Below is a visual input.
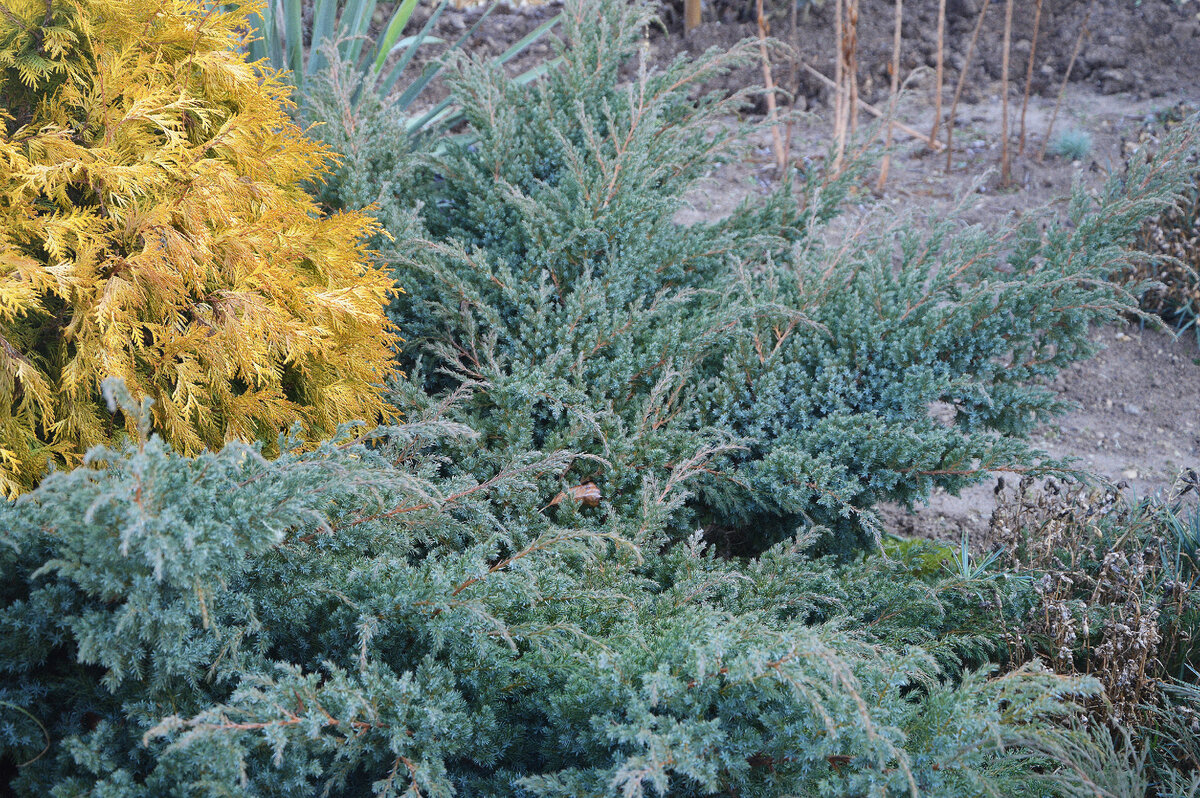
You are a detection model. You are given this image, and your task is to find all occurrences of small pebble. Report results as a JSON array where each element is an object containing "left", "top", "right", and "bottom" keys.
[
  {"left": 1123, "top": 403, "right": 1141, "bottom": 415},
  {"left": 1122, "top": 469, "right": 1139, "bottom": 480}
]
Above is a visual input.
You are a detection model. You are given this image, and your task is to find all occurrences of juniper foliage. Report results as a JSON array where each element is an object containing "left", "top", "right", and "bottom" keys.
[
  {"left": 356, "top": 0, "right": 1199, "bottom": 553},
  {"left": 1, "top": 382, "right": 1105, "bottom": 796}
]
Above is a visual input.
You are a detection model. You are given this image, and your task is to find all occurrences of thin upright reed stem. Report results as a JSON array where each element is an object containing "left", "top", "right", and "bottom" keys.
[
  {"left": 929, "top": 0, "right": 946, "bottom": 148},
  {"left": 1039, "top": 0, "right": 1095, "bottom": 162},
  {"left": 999, "top": 0, "right": 1014, "bottom": 186},
  {"left": 1018, "top": 0, "right": 1044, "bottom": 155},
  {"left": 756, "top": 0, "right": 788, "bottom": 171},
  {"left": 877, "top": 0, "right": 904, "bottom": 190},
  {"left": 944, "top": 0, "right": 991, "bottom": 171}
]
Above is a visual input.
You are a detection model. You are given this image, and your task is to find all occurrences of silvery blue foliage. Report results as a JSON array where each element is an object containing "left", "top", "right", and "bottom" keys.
[
  {"left": 0, "top": 386, "right": 1100, "bottom": 795},
  {"left": 374, "top": 0, "right": 1197, "bottom": 554}
]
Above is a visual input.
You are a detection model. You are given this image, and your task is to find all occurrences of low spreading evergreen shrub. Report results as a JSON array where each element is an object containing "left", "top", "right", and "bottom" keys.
[
  {"left": 0, "top": 0, "right": 399, "bottom": 495},
  {"left": 323, "top": 0, "right": 1200, "bottom": 553},
  {"left": 0, "top": 383, "right": 1111, "bottom": 796},
  {"left": 4, "top": 0, "right": 1198, "bottom": 793}
]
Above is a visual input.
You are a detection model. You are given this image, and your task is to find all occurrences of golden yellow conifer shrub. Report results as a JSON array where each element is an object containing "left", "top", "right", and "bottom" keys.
[{"left": 0, "top": 0, "right": 400, "bottom": 495}]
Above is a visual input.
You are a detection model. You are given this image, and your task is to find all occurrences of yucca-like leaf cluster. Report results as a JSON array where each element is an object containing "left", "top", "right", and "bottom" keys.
[
  {"left": 0, "top": 0, "right": 399, "bottom": 495},
  {"left": 369, "top": 0, "right": 1197, "bottom": 554},
  {"left": 237, "top": 0, "right": 559, "bottom": 136}
]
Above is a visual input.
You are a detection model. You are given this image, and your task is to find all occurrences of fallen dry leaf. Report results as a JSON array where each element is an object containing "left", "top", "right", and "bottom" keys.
[{"left": 547, "top": 482, "right": 602, "bottom": 508}]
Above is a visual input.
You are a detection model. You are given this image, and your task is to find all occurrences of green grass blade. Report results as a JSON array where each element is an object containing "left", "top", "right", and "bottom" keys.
[
  {"left": 283, "top": 0, "right": 304, "bottom": 79},
  {"left": 494, "top": 12, "right": 560, "bottom": 66},
  {"left": 512, "top": 56, "right": 560, "bottom": 86},
  {"left": 389, "top": 4, "right": 493, "bottom": 111},
  {"left": 403, "top": 55, "right": 555, "bottom": 138},
  {"left": 405, "top": 95, "right": 458, "bottom": 136},
  {"left": 265, "top": 1, "right": 283, "bottom": 73},
  {"left": 245, "top": 7, "right": 269, "bottom": 65},
  {"left": 341, "top": 0, "right": 377, "bottom": 72},
  {"left": 378, "top": 0, "right": 448, "bottom": 99},
  {"left": 371, "top": 0, "right": 421, "bottom": 75},
  {"left": 307, "top": 0, "right": 339, "bottom": 76}
]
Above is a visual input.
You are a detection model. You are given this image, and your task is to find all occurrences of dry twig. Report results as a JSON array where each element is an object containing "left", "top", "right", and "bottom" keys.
[
  {"left": 756, "top": 0, "right": 789, "bottom": 171},
  {"left": 999, "top": 0, "right": 1014, "bottom": 186},
  {"left": 845, "top": 0, "right": 860, "bottom": 140},
  {"left": 833, "top": 0, "right": 847, "bottom": 170},
  {"left": 802, "top": 62, "right": 939, "bottom": 148},
  {"left": 944, "top": 0, "right": 991, "bottom": 171},
  {"left": 877, "top": 0, "right": 904, "bottom": 190},
  {"left": 1018, "top": 0, "right": 1044, "bottom": 155},
  {"left": 929, "top": 0, "right": 947, "bottom": 148},
  {"left": 1039, "top": 0, "right": 1095, "bottom": 162}
]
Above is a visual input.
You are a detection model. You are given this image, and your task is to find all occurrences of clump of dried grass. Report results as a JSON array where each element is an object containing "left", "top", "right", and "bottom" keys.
[{"left": 990, "top": 473, "right": 1199, "bottom": 726}]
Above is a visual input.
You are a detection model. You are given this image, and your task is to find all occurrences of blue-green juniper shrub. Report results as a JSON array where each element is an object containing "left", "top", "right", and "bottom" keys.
[
  {"left": 0, "top": 383, "right": 1107, "bottom": 796},
  {"left": 350, "top": 0, "right": 1199, "bottom": 555}
]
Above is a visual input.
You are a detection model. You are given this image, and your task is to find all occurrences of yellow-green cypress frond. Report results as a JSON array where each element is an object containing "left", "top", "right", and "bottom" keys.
[{"left": 0, "top": 1, "right": 400, "bottom": 495}]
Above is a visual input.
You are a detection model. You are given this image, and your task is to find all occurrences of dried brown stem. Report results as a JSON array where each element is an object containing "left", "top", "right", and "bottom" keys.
[
  {"left": 877, "top": 0, "right": 904, "bottom": 190},
  {"left": 833, "top": 0, "right": 847, "bottom": 171},
  {"left": 1038, "top": 1, "right": 1094, "bottom": 162},
  {"left": 684, "top": 0, "right": 701, "bottom": 33},
  {"left": 1018, "top": 0, "right": 1044, "bottom": 155},
  {"left": 801, "top": 62, "right": 939, "bottom": 148},
  {"left": 999, "top": 0, "right": 1014, "bottom": 186},
  {"left": 846, "top": 0, "right": 860, "bottom": 140},
  {"left": 944, "top": 0, "right": 991, "bottom": 171},
  {"left": 756, "top": 0, "right": 788, "bottom": 171},
  {"left": 929, "top": 0, "right": 946, "bottom": 148}
]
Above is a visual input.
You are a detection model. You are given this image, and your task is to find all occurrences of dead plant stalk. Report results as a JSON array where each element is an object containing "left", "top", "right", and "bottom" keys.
[
  {"left": 1018, "top": 0, "right": 1043, "bottom": 155},
  {"left": 802, "top": 63, "right": 939, "bottom": 147},
  {"left": 684, "top": 0, "right": 701, "bottom": 33},
  {"left": 877, "top": 0, "right": 903, "bottom": 190},
  {"left": 930, "top": 0, "right": 946, "bottom": 148},
  {"left": 944, "top": 0, "right": 991, "bottom": 171},
  {"left": 756, "top": 0, "right": 789, "bottom": 172},
  {"left": 1039, "top": 0, "right": 1095, "bottom": 162},
  {"left": 833, "top": 0, "right": 847, "bottom": 170},
  {"left": 846, "top": 0, "right": 860, "bottom": 140},
  {"left": 999, "top": 0, "right": 1014, "bottom": 186}
]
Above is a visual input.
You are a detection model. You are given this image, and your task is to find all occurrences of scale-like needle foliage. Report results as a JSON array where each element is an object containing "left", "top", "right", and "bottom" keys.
[
  {"left": 0, "top": 0, "right": 400, "bottom": 495},
  {"left": 0, "top": 382, "right": 1104, "bottom": 796},
  {"left": 375, "top": 0, "right": 1198, "bottom": 554}
]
